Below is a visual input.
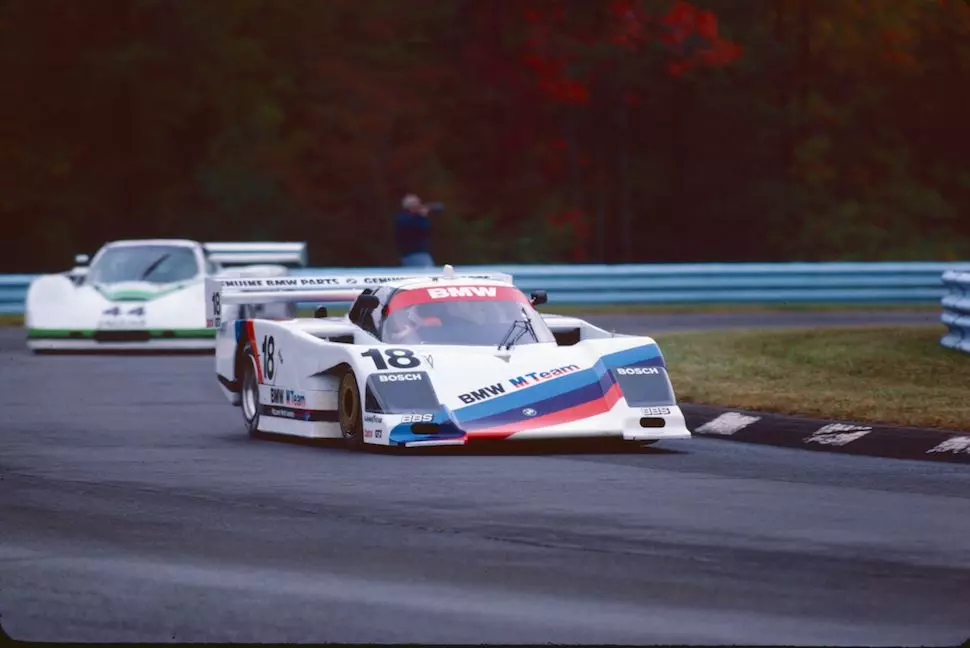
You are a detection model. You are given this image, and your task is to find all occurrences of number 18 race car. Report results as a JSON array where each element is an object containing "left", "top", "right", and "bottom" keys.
[
  {"left": 207, "top": 265, "right": 692, "bottom": 449},
  {"left": 26, "top": 238, "right": 307, "bottom": 352}
]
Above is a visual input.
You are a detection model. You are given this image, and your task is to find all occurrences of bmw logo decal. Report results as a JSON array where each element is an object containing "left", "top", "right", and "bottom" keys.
[{"left": 522, "top": 408, "right": 537, "bottom": 417}]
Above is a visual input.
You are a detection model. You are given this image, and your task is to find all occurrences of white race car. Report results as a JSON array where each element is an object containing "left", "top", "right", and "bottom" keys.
[
  {"left": 26, "top": 238, "right": 307, "bottom": 352},
  {"left": 207, "top": 265, "right": 692, "bottom": 449}
]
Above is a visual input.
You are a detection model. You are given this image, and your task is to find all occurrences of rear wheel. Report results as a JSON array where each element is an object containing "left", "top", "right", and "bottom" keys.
[
  {"left": 338, "top": 370, "right": 364, "bottom": 450},
  {"left": 240, "top": 342, "right": 261, "bottom": 437}
]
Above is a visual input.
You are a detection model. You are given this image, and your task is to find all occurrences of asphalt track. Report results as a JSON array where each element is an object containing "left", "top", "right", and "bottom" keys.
[{"left": 2, "top": 310, "right": 969, "bottom": 645}]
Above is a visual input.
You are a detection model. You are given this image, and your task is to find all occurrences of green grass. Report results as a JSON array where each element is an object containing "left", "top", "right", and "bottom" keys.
[
  {"left": 0, "top": 314, "right": 23, "bottom": 326},
  {"left": 654, "top": 325, "right": 970, "bottom": 432}
]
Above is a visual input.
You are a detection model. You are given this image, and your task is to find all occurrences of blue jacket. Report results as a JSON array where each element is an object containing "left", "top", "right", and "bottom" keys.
[{"left": 394, "top": 210, "right": 430, "bottom": 256}]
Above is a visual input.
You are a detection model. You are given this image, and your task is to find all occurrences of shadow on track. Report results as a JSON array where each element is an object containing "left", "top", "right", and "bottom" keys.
[{"left": 244, "top": 431, "right": 684, "bottom": 458}]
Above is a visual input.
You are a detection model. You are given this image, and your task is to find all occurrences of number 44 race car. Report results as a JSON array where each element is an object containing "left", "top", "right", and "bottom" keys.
[
  {"left": 26, "top": 238, "right": 307, "bottom": 352},
  {"left": 207, "top": 265, "right": 692, "bottom": 449}
]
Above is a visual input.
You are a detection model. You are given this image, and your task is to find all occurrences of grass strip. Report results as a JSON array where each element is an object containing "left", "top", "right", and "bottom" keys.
[{"left": 654, "top": 325, "right": 970, "bottom": 432}]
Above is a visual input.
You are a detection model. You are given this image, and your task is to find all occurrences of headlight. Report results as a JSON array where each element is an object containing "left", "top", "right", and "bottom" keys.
[{"left": 364, "top": 371, "right": 441, "bottom": 414}]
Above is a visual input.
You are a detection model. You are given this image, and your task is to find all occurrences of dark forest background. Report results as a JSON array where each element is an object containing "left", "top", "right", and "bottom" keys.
[{"left": 2, "top": 0, "right": 969, "bottom": 272}]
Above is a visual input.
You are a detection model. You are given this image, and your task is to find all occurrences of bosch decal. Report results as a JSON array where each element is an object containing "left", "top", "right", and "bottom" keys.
[
  {"left": 617, "top": 367, "right": 660, "bottom": 376},
  {"left": 378, "top": 373, "right": 423, "bottom": 383}
]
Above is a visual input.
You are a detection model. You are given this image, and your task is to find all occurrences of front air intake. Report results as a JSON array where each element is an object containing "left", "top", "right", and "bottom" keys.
[
  {"left": 93, "top": 330, "right": 150, "bottom": 343},
  {"left": 411, "top": 423, "right": 440, "bottom": 435},
  {"left": 639, "top": 417, "right": 666, "bottom": 428}
]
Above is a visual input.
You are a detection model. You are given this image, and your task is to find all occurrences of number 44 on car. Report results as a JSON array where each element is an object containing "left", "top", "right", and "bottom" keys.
[{"left": 206, "top": 265, "right": 691, "bottom": 450}]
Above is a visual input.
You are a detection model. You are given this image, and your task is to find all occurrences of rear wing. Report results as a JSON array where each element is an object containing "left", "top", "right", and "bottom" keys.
[
  {"left": 204, "top": 265, "right": 514, "bottom": 327},
  {"left": 203, "top": 242, "right": 308, "bottom": 267}
]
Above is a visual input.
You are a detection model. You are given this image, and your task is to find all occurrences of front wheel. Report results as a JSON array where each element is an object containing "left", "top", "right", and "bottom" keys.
[
  {"left": 240, "top": 342, "right": 261, "bottom": 437},
  {"left": 338, "top": 370, "right": 364, "bottom": 450}
]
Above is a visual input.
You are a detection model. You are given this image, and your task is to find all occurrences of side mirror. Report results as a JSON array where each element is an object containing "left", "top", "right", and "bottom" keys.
[
  {"left": 356, "top": 294, "right": 380, "bottom": 310},
  {"left": 314, "top": 305, "right": 329, "bottom": 318},
  {"left": 75, "top": 254, "right": 90, "bottom": 265},
  {"left": 530, "top": 290, "right": 548, "bottom": 306}
]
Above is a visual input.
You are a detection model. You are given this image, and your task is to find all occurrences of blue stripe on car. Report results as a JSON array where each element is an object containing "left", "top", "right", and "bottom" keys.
[{"left": 452, "top": 343, "right": 664, "bottom": 424}]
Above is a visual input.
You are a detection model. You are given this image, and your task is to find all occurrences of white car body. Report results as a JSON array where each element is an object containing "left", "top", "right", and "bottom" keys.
[
  {"left": 207, "top": 265, "right": 692, "bottom": 449},
  {"left": 26, "top": 238, "right": 307, "bottom": 352}
]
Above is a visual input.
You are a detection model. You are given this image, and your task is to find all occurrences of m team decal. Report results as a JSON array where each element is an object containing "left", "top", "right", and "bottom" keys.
[
  {"left": 458, "top": 364, "right": 584, "bottom": 404},
  {"left": 269, "top": 387, "right": 306, "bottom": 407},
  {"left": 509, "top": 364, "right": 581, "bottom": 388}
]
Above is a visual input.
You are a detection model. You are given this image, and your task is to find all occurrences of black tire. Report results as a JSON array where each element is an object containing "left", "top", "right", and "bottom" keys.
[
  {"left": 239, "top": 342, "right": 261, "bottom": 438},
  {"left": 338, "top": 370, "right": 364, "bottom": 450}
]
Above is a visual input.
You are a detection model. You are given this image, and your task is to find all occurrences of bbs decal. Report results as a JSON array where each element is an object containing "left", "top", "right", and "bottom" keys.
[
  {"left": 401, "top": 413, "right": 433, "bottom": 423},
  {"left": 360, "top": 348, "right": 420, "bottom": 370},
  {"left": 641, "top": 406, "right": 671, "bottom": 416}
]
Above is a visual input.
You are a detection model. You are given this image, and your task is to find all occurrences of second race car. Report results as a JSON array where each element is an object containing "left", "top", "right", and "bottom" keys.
[{"left": 26, "top": 238, "right": 307, "bottom": 352}]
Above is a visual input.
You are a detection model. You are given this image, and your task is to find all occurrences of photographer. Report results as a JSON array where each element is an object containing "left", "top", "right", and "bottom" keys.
[{"left": 394, "top": 194, "right": 441, "bottom": 268}]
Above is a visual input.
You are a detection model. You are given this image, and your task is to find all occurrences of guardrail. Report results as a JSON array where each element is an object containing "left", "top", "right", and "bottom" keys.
[
  {"left": 5, "top": 261, "right": 970, "bottom": 315},
  {"left": 0, "top": 274, "right": 38, "bottom": 315},
  {"left": 941, "top": 270, "right": 970, "bottom": 353}
]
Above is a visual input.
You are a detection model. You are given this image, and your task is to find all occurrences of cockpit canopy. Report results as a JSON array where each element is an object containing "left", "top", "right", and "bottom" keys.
[
  {"left": 86, "top": 244, "right": 200, "bottom": 285},
  {"left": 350, "top": 283, "right": 555, "bottom": 347}
]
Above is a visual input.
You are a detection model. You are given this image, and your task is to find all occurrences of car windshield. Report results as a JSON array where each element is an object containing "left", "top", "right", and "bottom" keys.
[
  {"left": 86, "top": 245, "right": 200, "bottom": 284},
  {"left": 381, "top": 285, "right": 556, "bottom": 346}
]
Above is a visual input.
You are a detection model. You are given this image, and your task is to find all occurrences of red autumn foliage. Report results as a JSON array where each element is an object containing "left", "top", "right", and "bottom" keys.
[
  {"left": 658, "top": 0, "right": 743, "bottom": 74},
  {"left": 520, "top": 1, "right": 743, "bottom": 257}
]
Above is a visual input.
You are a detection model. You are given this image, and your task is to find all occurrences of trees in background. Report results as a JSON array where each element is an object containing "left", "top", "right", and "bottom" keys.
[{"left": 1, "top": 0, "right": 967, "bottom": 271}]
